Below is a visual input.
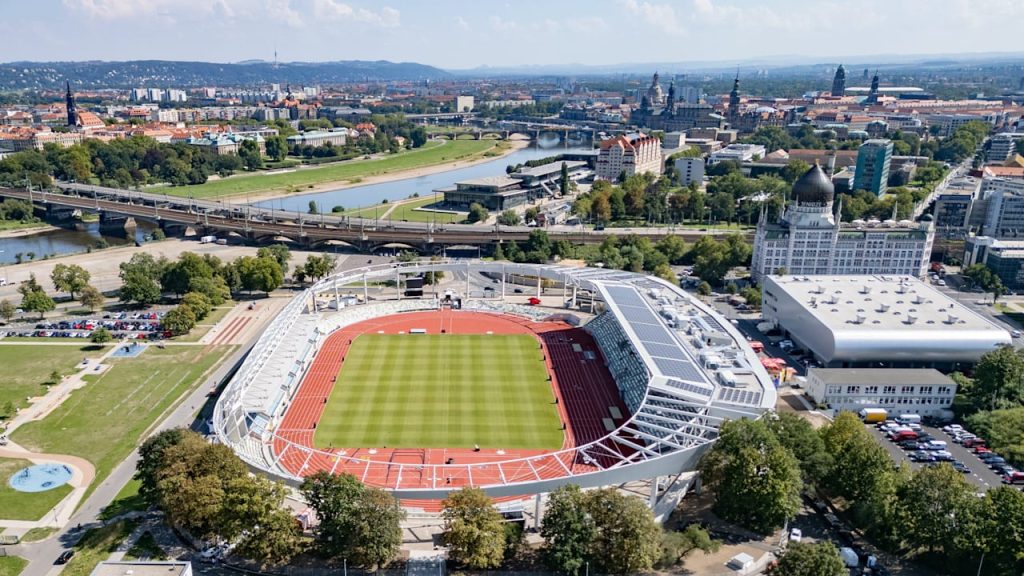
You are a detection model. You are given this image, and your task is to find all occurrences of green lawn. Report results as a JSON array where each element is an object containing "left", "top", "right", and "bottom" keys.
[
  {"left": 348, "top": 195, "right": 466, "bottom": 224},
  {"left": 168, "top": 140, "right": 496, "bottom": 199},
  {"left": 314, "top": 334, "right": 562, "bottom": 450},
  {"left": 99, "top": 478, "right": 146, "bottom": 521},
  {"left": 0, "top": 344, "right": 107, "bottom": 412},
  {"left": 20, "top": 526, "right": 58, "bottom": 542},
  {"left": 11, "top": 345, "right": 233, "bottom": 503},
  {"left": 124, "top": 531, "right": 167, "bottom": 561},
  {"left": 0, "top": 458, "right": 74, "bottom": 521},
  {"left": 61, "top": 519, "right": 138, "bottom": 576},
  {"left": 0, "top": 556, "right": 27, "bottom": 576}
]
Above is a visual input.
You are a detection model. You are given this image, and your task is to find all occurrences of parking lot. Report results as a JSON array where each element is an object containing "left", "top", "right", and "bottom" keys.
[
  {"left": 1, "top": 311, "right": 170, "bottom": 341},
  {"left": 867, "top": 423, "right": 1009, "bottom": 492}
]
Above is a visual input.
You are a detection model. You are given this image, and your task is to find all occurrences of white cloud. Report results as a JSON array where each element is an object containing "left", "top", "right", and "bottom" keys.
[
  {"left": 489, "top": 16, "right": 518, "bottom": 32},
  {"left": 313, "top": 0, "right": 400, "bottom": 27},
  {"left": 618, "top": 0, "right": 685, "bottom": 35},
  {"left": 566, "top": 16, "right": 607, "bottom": 32},
  {"left": 455, "top": 16, "right": 469, "bottom": 31}
]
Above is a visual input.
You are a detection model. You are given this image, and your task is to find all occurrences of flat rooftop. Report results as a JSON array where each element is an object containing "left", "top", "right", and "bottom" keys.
[
  {"left": 456, "top": 176, "right": 521, "bottom": 188},
  {"left": 809, "top": 368, "right": 955, "bottom": 386},
  {"left": 91, "top": 562, "right": 191, "bottom": 576},
  {"left": 513, "top": 160, "right": 587, "bottom": 178},
  {"left": 766, "top": 275, "right": 1005, "bottom": 334}
]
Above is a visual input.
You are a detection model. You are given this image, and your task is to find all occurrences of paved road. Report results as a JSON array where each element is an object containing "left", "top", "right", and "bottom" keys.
[
  {"left": 866, "top": 423, "right": 1007, "bottom": 492},
  {"left": 9, "top": 324, "right": 265, "bottom": 574}
]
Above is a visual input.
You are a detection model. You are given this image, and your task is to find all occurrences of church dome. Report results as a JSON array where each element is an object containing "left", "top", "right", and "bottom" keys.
[{"left": 791, "top": 164, "right": 834, "bottom": 205}]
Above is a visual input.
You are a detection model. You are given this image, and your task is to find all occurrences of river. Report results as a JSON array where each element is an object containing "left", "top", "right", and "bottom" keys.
[
  {"left": 254, "top": 139, "right": 590, "bottom": 212},
  {"left": 0, "top": 139, "right": 590, "bottom": 264}
]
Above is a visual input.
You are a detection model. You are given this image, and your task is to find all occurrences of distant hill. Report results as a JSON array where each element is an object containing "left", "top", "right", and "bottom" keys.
[{"left": 0, "top": 60, "right": 449, "bottom": 90}]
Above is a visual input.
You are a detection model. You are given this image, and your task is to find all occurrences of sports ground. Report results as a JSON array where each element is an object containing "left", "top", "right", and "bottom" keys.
[{"left": 312, "top": 334, "right": 562, "bottom": 450}]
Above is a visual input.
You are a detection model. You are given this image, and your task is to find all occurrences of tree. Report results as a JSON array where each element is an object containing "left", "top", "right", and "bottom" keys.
[
  {"left": 90, "top": 327, "right": 112, "bottom": 344},
  {"left": 220, "top": 475, "right": 301, "bottom": 565},
  {"left": 691, "top": 237, "right": 732, "bottom": 285},
  {"left": 308, "top": 200, "right": 319, "bottom": 214},
  {"left": 740, "top": 286, "right": 762, "bottom": 308},
  {"left": 583, "top": 488, "right": 662, "bottom": 574},
  {"left": 765, "top": 412, "right": 832, "bottom": 485},
  {"left": 467, "top": 202, "right": 489, "bottom": 224},
  {"left": 162, "top": 304, "right": 197, "bottom": 336},
  {"left": 697, "top": 281, "right": 712, "bottom": 296},
  {"left": 119, "top": 253, "right": 164, "bottom": 306},
  {"left": 236, "top": 256, "right": 284, "bottom": 294},
  {"left": 257, "top": 245, "right": 291, "bottom": 274},
  {"left": 654, "top": 263, "right": 677, "bottom": 284},
  {"left": 699, "top": 418, "right": 802, "bottom": 534},
  {"left": 79, "top": 285, "right": 105, "bottom": 311},
  {"left": 135, "top": 428, "right": 188, "bottom": 506},
  {"left": 781, "top": 159, "right": 812, "bottom": 184},
  {"left": 188, "top": 275, "right": 230, "bottom": 307},
  {"left": 656, "top": 235, "right": 687, "bottom": 263},
  {"left": 161, "top": 252, "right": 213, "bottom": 298},
  {"left": 821, "top": 412, "right": 896, "bottom": 503},
  {"left": 970, "top": 346, "right": 1024, "bottom": 411},
  {"left": 493, "top": 242, "right": 506, "bottom": 261},
  {"left": 441, "top": 487, "right": 506, "bottom": 569},
  {"left": 20, "top": 287, "right": 55, "bottom": 319},
  {"left": 50, "top": 263, "right": 90, "bottom": 299},
  {"left": 973, "top": 487, "right": 1024, "bottom": 575},
  {"left": 773, "top": 541, "right": 846, "bottom": 576},
  {"left": 497, "top": 210, "right": 521, "bottom": 226},
  {"left": 181, "top": 292, "right": 212, "bottom": 321},
  {"left": 0, "top": 299, "right": 15, "bottom": 323},
  {"left": 300, "top": 471, "right": 365, "bottom": 557},
  {"left": 302, "top": 254, "right": 335, "bottom": 282},
  {"left": 657, "top": 524, "right": 720, "bottom": 568},
  {"left": 265, "top": 135, "right": 288, "bottom": 162},
  {"left": 238, "top": 139, "right": 263, "bottom": 170},
  {"left": 349, "top": 487, "right": 405, "bottom": 569},
  {"left": 541, "top": 484, "right": 595, "bottom": 575},
  {"left": 898, "top": 464, "right": 977, "bottom": 555},
  {"left": 965, "top": 408, "right": 1024, "bottom": 472}
]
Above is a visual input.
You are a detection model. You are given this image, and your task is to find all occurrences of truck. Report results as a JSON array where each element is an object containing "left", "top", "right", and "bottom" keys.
[
  {"left": 859, "top": 408, "right": 888, "bottom": 423},
  {"left": 200, "top": 235, "right": 217, "bottom": 244}
]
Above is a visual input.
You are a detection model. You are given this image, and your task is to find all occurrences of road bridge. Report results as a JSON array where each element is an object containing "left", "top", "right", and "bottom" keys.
[{"left": 0, "top": 184, "right": 746, "bottom": 253}]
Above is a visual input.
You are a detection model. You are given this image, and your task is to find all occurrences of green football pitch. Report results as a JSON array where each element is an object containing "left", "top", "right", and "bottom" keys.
[{"left": 312, "top": 334, "right": 564, "bottom": 450}]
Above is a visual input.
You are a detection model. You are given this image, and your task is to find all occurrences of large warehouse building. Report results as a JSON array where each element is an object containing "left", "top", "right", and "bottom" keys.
[{"left": 762, "top": 275, "right": 1011, "bottom": 369}]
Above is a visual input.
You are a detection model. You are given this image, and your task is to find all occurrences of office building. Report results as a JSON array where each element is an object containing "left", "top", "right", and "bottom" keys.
[
  {"left": 661, "top": 132, "right": 686, "bottom": 149},
  {"left": 805, "top": 368, "right": 957, "bottom": 419},
  {"left": 286, "top": 129, "right": 348, "bottom": 148},
  {"left": 751, "top": 165, "right": 934, "bottom": 280},
  {"left": 455, "top": 95, "right": 475, "bottom": 112},
  {"left": 932, "top": 176, "right": 981, "bottom": 237},
  {"left": 762, "top": 275, "right": 1010, "bottom": 368},
  {"left": 854, "top": 139, "right": 893, "bottom": 196},
  {"left": 673, "top": 157, "right": 705, "bottom": 187},
  {"left": 989, "top": 133, "right": 1024, "bottom": 163},
  {"left": 982, "top": 177, "right": 1024, "bottom": 238},
  {"left": 595, "top": 133, "right": 662, "bottom": 181},
  {"left": 439, "top": 176, "right": 526, "bottom": 211},
  {"left": 963, "top": 236, "right": 1024, "bottom": 291}
]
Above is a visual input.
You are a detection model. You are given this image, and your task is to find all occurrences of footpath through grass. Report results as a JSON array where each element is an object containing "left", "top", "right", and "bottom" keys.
[
  {"left": 11, "top": 345, "right": 234, "bottom": 502},
  {"left": 0, "top": 344, "right": 107, "bottom": 412},
  {"left": 0, "top": 458, "right": 73, "bottom": 521},
  {"left": 315, "top": 334, "right": 562, "bottom": 450},
  {"left": 348, "top": 195, "right": 466, "bottom": 224},
  {"left": 169, "top": 140, "right": 496, "bottom": 199}
]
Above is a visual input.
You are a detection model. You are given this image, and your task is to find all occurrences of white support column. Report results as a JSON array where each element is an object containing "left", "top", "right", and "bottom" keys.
[
  {"left": 534, "top": 494, "right": 542, "bottom": 530},
  {"left": 465, "top": 261, "right": 470, "bottom": 298},
  {"left": 572, "top": 285, "right": 578, "bottom": 308},
  {"left": 396, "top": 268, "right": 401, "bottom": 301},
  {"left": 649, "top": 475, "right": 660, "bottom": 507},
  {"left": 363, "top": 273, "right": 368, "bottom": 304},
  {"left": 536, "top": 275, "right": 542, "bottom": 298},
  {"left": 501, "top": 266, "right": 506, "bottom": 300},
  {"left": 333, "top": 277, "right": 339, "bottom": 309}
]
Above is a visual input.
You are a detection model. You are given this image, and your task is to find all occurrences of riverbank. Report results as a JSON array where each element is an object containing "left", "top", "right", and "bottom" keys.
[
  {"left": 0, "top": 222, "right": 60, "bottom": 239},
  {"left": 164, "top": 138, "right": 527, "bottom": 204}
]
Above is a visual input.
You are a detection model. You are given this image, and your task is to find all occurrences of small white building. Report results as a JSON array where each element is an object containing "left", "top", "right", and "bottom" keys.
[
  {"left": 806, "top": 368, "right": 957, "bottom": 419},
  {"left": 708, "top": 143, "right": 765, "bottom": 164}
]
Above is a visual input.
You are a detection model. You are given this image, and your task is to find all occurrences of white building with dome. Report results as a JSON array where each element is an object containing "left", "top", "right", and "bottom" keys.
[{"left": 751, "top": 165, "right": 935, "bottom": 281}]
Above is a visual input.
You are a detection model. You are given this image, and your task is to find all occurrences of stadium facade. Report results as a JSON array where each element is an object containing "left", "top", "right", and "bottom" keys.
[{"left": 213, "top": 261, "right": 775, "bottom": 500}]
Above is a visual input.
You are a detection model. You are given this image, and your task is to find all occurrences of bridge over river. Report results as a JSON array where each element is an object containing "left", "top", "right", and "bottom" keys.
[{"left": 0, "top": 183, "right": 742, "bottom": 254}]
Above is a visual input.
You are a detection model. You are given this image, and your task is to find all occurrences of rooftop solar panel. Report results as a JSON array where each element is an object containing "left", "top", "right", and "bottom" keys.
[{"left": 653, "top": 356, "right": 706, "bottom": 382}]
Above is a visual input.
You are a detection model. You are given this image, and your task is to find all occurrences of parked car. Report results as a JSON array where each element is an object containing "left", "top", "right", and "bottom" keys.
[
  {"left": 55, "top": 550, "right": 74, "bottom": 564},
  {"left": 789, "top": 528, "right": 802, "bottom": 543},
  {"left": 952, "top": 461, "right": 971, "bottom": 473},
  {"left": 987, "top": 457, "right": 1008, "bottom": 468},
  {"left": 933, "top": 451, "right": 954, "bottom": 461},
  {"left": 898, "top": 441, "right": 922, "bottom": 451},
  {"left": 910, "top": 451, "right": 936, "bottom": 462}
]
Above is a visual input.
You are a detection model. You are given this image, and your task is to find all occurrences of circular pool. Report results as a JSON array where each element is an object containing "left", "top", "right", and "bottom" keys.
[{"left": 7, "top": 463, "right": 73, "bottom": 492}]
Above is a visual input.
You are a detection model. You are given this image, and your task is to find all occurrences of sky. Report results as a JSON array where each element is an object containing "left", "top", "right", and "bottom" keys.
[{"left": 2, "top": 0, "right": 1024, "bottom": 69}]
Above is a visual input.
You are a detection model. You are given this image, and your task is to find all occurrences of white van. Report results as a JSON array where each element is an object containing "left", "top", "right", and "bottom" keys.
[
  {"left": 923, "top": 440, "right": 947, "bottom": 450},
  {"left": 896, "top": 414, "right": 922, "bottom": 425}
]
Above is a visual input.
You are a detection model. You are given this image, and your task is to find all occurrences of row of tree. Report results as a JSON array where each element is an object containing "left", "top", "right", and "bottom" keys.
[{"left": 699, "top": 412, "right": 1024, "bottom": 575}]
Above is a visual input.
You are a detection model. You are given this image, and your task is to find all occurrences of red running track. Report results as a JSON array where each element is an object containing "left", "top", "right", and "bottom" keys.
[{"left": 271, "top": 309, "right": 629, "bottom": 497}]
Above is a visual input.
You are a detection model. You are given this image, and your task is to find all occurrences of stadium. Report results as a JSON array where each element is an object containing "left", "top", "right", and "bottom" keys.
[{"left": 212, "top": 260, "right": 775, "bottom": 505}]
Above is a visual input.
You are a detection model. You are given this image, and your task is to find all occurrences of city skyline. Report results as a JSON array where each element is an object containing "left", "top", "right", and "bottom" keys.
[{"left": 3, "top": 0, "right": 1023, "bottom": 69}]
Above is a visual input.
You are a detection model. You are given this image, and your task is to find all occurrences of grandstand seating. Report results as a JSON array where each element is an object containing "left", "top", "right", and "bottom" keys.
[{"left": 585, "top": 312, "right": 649, "bottom": 414}]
